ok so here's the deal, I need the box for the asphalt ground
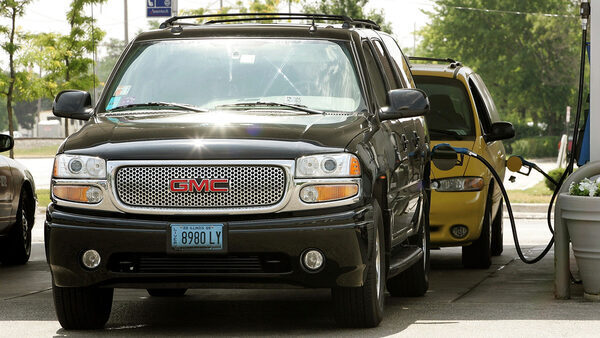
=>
[0,211,597,337]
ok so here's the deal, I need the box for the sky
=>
[2,0,434,58]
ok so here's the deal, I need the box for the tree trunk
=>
[6,7,17,159]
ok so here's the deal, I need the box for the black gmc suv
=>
[46,13,430,329]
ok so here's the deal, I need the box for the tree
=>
[24,0,107,137]
[179,0,300,22]
[418,0,581,135]
[0,0,32,158]
[96,38,126,86]
[302,0,392,33]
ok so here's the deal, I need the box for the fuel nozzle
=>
[507,155,558,186]
[581,0,590,30]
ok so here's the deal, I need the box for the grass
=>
[1,144,59,158]
[36,189,51,209]
[507,181,553,204]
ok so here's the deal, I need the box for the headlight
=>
[53,154,106,179]
[431,177,484,192]
[295,153,360,178]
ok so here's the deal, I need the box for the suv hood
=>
[61,111,369,160]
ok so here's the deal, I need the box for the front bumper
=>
[45,203,375,289]
[429,189,487,246]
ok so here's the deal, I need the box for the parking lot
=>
[1,212,597,337]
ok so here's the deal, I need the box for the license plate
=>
[170,224,225,251]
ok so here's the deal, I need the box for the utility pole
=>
[220,0,223,10]
[413,22,416,53]
[124,0,128,43]
[289,0,292,13]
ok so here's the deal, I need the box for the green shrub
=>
[508,136,560,159]
[545,168,565,191]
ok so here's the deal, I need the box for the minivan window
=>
[102,39,366,113]
[414,76,476,139]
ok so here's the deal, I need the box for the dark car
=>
[46,13,430,329]
[0,135,37,265]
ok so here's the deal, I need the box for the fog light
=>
[302,249,324,271]
[85,186,103,203]
[450,225,469,239]
[81,249,101,269]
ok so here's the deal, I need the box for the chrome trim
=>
[52,160,362,215]
[107,160,293,215]
[50,179,111,209]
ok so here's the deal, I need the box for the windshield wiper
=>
[429,128,464,140]
[106,102,208,113]
[216,101,323,114]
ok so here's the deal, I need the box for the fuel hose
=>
[430,2,589,265]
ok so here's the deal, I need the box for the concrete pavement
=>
[1,212,597,337]
[15,158,53,190]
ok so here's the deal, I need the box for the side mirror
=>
[485,122,515,142]
[53,90,93,120]
[431,143,458,171]
[0,134,14,152]
[379,88,429,121]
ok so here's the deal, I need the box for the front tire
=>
[332,201,385,328]
[0,189,32,265]
[387,192,430,297]
[462,196,492,269]
[53,283,113,330]
[491,201,504,256]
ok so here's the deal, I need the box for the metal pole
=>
[124,0,128,43]
[220,0,223,10]
[413,22,416,53]
[591,0,600,161]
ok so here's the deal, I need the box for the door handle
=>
[413,131,420,147]
[401,134,409,151]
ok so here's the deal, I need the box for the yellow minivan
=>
[410,58,514,268]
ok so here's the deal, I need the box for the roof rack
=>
[408,56,462,68]
[159,13,380,30]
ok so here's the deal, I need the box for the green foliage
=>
[569,177,600,197]
[0,0,33,152]
[545,167,565,191]
[96,38,126,85]
[23,0,107,99]
[419,0,581,135]
[302,0,392,33]
[509,136,560,158]
[180,0,301,24]
[0,97,18,131]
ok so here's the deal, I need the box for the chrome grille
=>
[115,165,285,208]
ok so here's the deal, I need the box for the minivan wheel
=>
[53,283,113,330]
[462,196,492,269]
[0,189,32,265]
[491,201,504,256]
[332,201,385,328]
[387,193,430,297]
[147,288,187,297]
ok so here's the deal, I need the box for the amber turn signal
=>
[300,184,359,203]
[53,185,103,204]
[349,156,361,176]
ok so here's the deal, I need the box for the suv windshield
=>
[102,39,365,113]
[414,76,475,140]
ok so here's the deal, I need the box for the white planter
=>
[559,193,600,299]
